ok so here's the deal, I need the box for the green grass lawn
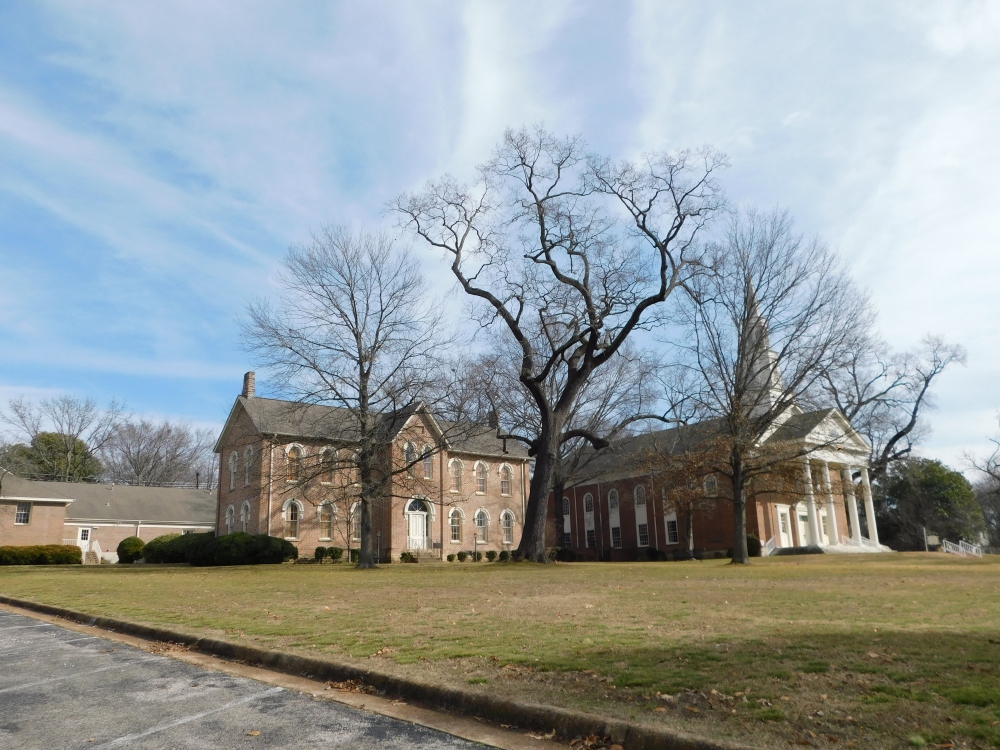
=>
[3,553,999,749]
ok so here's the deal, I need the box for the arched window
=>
[475,462,488,494]
[349,502,360,542]
[704,474,718,496]
[500,510,515,545]
[450,459,463,492]
[422,445,434,479]
[320,449,336,485]
[634,485,649,547]
[286,446,302,483]
[583,493,595,548]
[608,489,622,549]
[404,443,418,478]
[244,446,253,486]
[319,503,334,541]
[500,465,512,496]
[562,497,572,547]
[225,505,234,534]
[475,509,489,543]
[228,452,238,490]
[240,501,250,533]
[283,500,302,539]
[449,508,463,543]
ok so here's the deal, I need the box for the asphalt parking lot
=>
[0,609,487,749]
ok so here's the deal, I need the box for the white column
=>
[842,466,862,543]
[859,466,879,546]
[820,461,839,546]
[802,460,820,546]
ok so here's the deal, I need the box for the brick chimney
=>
[242,371,255,398]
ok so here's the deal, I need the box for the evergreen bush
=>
[314,546,327,562]
[447,553,456,562]
[456,551,468,562]
[117,536,145,564]
[328,546,343,562]
[0,545,82,565]
[485,550,498,562]
[498,550,510,562]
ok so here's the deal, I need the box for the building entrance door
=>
[775,506,792,548]
[797,512,811,546]
[406,498,429,550]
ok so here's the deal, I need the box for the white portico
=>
[763,407,890,553]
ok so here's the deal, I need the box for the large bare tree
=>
[395,127,727,561]
[815,334,965,480]
[969,416,1000,548]
[243,227,447,568]
[677,207,871,563]
[101,419,215,487]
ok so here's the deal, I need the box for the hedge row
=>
[0,545,82,565]
[143,532,298,566]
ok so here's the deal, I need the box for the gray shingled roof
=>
[233,396,527,460]
[1,475,215,524]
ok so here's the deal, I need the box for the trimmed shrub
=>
[117,536,145,564]
[456,551,468,562]
[498,550,510,562]
[747,534,762,557]
[472,551,483,562]
[511,549,524,562]
[142,533,185,563]
[485,550,498,562]
[400,551,419,563]
[328,546,343,562]
[349,549,359,563]
[0,545,82,565]
[314,546,327,562]
[447,553,456,562]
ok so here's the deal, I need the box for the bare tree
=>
[969,416,1000,547]
[101,419,215,486]
[2,396,127,481]
[815,335,966,480]
[243,227,448,568]
[677,207,871,563]
[395,126,727,561]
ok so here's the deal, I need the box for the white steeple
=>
[743,284,786,421]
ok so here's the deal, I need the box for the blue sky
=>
[1,1,998,470]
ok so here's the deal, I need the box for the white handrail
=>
[959,540,983,558]
[942,539,966,557]
[763,535,777,556]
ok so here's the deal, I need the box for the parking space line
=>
[0,623,53,631]
[0,635,104,659]
[91,687,284,749]
[0,656,161,694]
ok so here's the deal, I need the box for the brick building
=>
[213,373,531,562]
[0,471,215,562]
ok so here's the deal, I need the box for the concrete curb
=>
[0,594,755,750]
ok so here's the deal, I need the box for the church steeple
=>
[743,283,785,420]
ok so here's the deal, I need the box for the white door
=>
[407,513,427,549]
[776,506,792,548]
[797,512,810,546]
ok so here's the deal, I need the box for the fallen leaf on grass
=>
[247,730,261,736]
[654,706,667,713]
[527,729,557,740]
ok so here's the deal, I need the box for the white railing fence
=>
[942,539,983,558]
[959,540,983,558]
[763,535,777,556]
[942,539,965,556]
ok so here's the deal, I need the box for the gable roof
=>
[215,396,528,460]
[0,474,215,524]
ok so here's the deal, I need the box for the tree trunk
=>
[518,425,561,562]
[686,506,695,553]
[731,449,749,564]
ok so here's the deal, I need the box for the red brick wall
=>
[0,501,68,546]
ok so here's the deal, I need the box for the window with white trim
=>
[349,502,360,542]
[229,452,238,490]
[320,448,336,485]
[14,502,30,525]
[240,502,250,532]
[608,489,622,549]
[475,509,489,542]
[422,445,434,479]
[79,528,90,542]
[584,493,595,548]
[500,465,512,496]
[562,497,572,547]
[704,474,718,496]
[475,462,488,494]
[284,501,301,539]
[286,446,302,483]
[665,513,679,545]
[635,485,649,547]
[449,508,463,542]
[226,505,235,534]
[500,510,515,544]
[404,443,418,478]
[319,503,334,541]
[244,446,253,486]
[450,459,463,492]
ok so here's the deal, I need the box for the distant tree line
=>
[0,395,216,488]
